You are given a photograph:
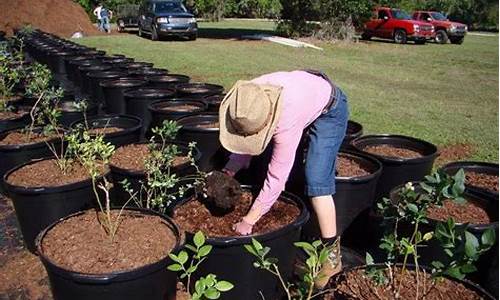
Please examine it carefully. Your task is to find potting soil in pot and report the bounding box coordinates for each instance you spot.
[156,103,203,112]
[87,126,123,135]
[426,198,491,224]
[40,210,177,273]
[6,159,106,187]
[336,154,372,177]
[110,143,189,172]
[466,172,498,193]
[363,144,424,159]
[193,120,220,129]
[0,131,56,146]
[331,267,485,299]
[174,192,300,237]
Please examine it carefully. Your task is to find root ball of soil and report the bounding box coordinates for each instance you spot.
[205,171,242,210]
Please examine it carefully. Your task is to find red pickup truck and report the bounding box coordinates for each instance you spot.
[362,7,435,44]
[412,11,467,44]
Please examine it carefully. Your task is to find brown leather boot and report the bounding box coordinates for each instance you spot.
[314,237,342,290]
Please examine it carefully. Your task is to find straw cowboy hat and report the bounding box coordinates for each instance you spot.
[219,80,284,155]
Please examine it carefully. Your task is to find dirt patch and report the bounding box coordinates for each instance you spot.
[331,267,484,299]
[0,130,57,146]
[466,171,498,193]
[6,159,105,188]
[0,0,100,37]
[435,143,475,166]
[87,126,123,135]
[41,210,177,274]
[363,144,423,159]
[110,143,189,172]
[336,154,371,177]
[427,198,492,224]
[174,192,300,237]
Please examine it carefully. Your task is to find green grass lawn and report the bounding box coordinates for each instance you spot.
[78,20,499,162]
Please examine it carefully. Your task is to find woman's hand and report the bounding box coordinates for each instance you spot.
[233,219,253,235]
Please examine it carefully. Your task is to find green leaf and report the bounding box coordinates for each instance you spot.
[244,244,257,256]
[167,264,183,271]
[195,280,206,295]
[465,231,479,258]
[431,261,445,269]
[481,228,496,247]
[319,248,329,264]
[407,203,418,213]
[169,253,181,263]
[194,231,206,248]
[423,232,434,241]
[215,281,234,292]
[445,266,465,280]
[204,287,220,299]
[460,263,477,274]
[294,242,315,253]
[198,245,213,257]
[306,256,317,269]
[312,240,322,248]
[365,252,374,265]
[178,251,188,265]
[187,265,197,274]
[185,244,197,252]
[251,238,263,252]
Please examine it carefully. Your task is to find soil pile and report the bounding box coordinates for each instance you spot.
[0,0,100,37]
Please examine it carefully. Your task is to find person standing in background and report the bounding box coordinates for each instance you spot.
[100,6,113,33]
[93,3,103,31]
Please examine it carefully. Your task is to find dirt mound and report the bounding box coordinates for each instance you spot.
[0,0,101,37]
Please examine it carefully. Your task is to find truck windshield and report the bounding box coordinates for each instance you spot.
[430,12,448,20]
[154,2,187,13]
[391,10,412,20]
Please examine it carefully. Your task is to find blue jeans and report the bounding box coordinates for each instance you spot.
[305,82,349,197]
[102,17,110,32]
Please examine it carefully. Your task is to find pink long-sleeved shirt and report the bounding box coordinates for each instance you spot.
[224,70,332,221]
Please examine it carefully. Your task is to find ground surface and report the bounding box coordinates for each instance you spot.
[77,20,499,163]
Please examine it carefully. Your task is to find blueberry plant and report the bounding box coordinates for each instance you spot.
[245,238,336,300]
[168,231,234,299]
[122,120,205,214]
[364,169,496,298]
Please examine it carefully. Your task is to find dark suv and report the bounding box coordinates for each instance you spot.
[138,0,198,41]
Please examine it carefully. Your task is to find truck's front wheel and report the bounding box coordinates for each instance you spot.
[435,30,448,44]
[450,37,464,45]
[394,29,407,44]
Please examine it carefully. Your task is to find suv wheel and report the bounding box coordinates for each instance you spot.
[450,37,464,45]
[435,30,448,44]
[151,25,159,41]
[361,33,371,40]
[188,33,197,41]
[394,29,407,44]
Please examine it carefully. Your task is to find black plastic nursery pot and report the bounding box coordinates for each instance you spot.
[341,120,363,150]
[123,88,176,137]
[50,51,77,75]
[128,68,169,79]
[2,158,107,253]
[202,93,226,112]
[170,187,310,300]
[0,128,63,193]
[57,100,98,127]
[109,141,201,206]
[177,113,226,172]
[64,56,95,82]
[0,109,30,133]
[146,74,191,89]
[302,151,383,240]
[148,99,207,130]
[330,264,496,300]
[117,61,154,72]
[79,64,113,96]
[36,208,181,300]
[87,70,129,105]
[101,78,147,114]
[101,56,134,65]
[440,161,499,200]
[70,114,142,147]
[70,58,104,88]
[175,82,224,98]
[351,134,438,200]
